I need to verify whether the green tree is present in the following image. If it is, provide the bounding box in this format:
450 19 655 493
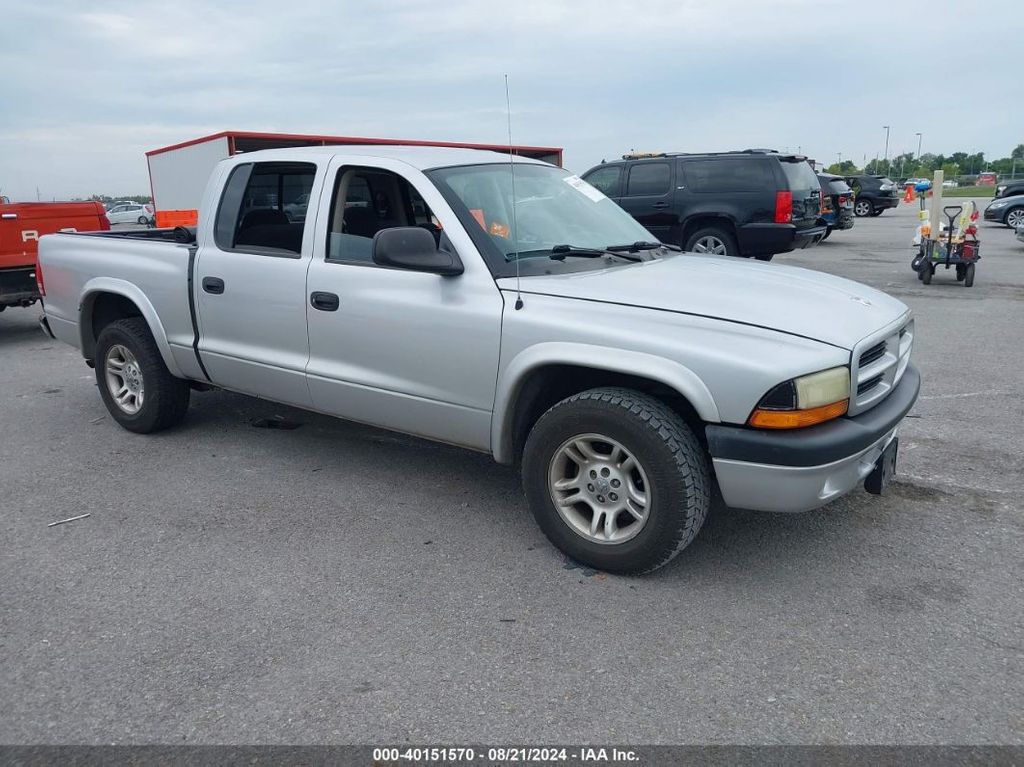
1010 144 1024 160
826 160 859 175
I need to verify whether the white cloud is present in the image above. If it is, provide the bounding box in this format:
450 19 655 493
0 0 1021 199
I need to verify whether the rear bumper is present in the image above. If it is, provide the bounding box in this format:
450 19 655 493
873 196 900 210
794 224 827 249
738 222 826 256
706 365 920 512
0 266 40 308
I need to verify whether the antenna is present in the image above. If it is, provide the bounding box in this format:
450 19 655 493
505 74 523 310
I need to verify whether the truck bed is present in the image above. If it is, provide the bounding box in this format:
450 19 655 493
38 229 205 381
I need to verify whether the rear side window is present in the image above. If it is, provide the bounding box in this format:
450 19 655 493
583 165 622 197
780 160 819 192
827 179 851 194
683 158 772 192
214 161 316 255
625 162 670 196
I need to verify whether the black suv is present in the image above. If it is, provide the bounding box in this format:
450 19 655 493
845 174 899 217
581 151 825 260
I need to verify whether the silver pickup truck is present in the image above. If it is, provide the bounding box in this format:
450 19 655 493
38 146 919 573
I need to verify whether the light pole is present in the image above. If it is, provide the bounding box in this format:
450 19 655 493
915 132 922 160
882 125 890 171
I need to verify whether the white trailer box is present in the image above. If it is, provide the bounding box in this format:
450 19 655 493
147 130 564 227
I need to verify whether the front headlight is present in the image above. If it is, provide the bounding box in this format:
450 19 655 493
989 201 1008 209
748 367 850 429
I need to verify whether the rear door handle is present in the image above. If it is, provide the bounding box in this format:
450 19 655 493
202 277 225 294
653 201 670 208
310 291 340 312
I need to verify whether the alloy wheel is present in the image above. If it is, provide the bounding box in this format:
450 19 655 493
105 344 145 414
547 433 651 544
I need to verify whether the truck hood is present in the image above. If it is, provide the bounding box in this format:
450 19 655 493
499 254 909 350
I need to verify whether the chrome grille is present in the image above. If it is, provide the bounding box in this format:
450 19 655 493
848 317 914 415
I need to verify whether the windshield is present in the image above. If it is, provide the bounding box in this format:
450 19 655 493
426 163 655 265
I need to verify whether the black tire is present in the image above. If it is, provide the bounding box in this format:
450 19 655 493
955 264 966 282
922 264 933 284
137 215 149 225
753 253 774 262
521 387 710 574
821 227 832 241
683 226 738 258
94 317 190 433
854 199 872 217
869 208 884 217
964 263 975 287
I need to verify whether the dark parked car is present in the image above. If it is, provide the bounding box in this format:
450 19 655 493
581 150 825 261
845 174 900 217
995 180 1024 199
817 173 854 239
983 194 1024 228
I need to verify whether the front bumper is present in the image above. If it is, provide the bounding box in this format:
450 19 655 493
983 206 1004 222
705 364 921 512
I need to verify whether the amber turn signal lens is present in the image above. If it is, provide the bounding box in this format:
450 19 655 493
748 399 849 429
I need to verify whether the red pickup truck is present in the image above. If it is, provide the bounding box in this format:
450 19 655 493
0 201 109 311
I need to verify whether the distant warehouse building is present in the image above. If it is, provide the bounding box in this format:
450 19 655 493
146 130 564 227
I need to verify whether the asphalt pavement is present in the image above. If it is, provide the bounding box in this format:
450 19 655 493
1 200 1021 745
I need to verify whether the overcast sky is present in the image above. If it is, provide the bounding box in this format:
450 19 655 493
1 0 1021 200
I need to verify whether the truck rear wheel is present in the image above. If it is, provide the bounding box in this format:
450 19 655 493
521 387 710 574
94 317 190 433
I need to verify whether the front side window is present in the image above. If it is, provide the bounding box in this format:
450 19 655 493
326 167 441 264
214 161 316 255
427 163 658 276
625 162 670 196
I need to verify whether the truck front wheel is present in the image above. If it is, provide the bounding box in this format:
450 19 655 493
94 317 190 433
521 387 710 574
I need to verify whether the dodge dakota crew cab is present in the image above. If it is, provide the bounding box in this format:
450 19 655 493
38 146 920 573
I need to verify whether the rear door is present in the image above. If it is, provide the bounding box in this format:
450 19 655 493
778 158 822 230
193 159 324 408
616 161 676 239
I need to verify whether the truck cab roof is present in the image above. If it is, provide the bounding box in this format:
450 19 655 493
224 145 550 171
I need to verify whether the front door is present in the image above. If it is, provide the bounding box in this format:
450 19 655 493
303 158 503 451
194 159 323 408
616 161 676 240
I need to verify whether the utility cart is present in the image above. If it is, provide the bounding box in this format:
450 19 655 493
912 203 980 287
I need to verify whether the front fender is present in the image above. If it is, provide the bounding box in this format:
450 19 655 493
79 277 184 378
491 342 720 464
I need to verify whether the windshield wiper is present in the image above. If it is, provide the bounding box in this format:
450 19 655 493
605 240 681 253
548 244 644 262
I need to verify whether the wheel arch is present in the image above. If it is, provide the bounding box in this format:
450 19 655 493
678 214 739 247
79 279 183 377
492 343 720 465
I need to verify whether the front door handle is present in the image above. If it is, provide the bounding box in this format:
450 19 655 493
202 277 225 294
652 201 670 209
310 291 340 312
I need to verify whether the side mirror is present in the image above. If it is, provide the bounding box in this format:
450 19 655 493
372 227 463 276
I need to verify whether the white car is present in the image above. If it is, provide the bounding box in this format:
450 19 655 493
106 202 154 226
